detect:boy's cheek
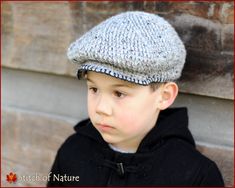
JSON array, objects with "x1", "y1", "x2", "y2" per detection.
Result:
[
  {"x1": 87, "y1": 103, "x2": 95, "y2": 120},
  {"x1": 116, "y1": 112, "x2": 140, "y2": 130}
]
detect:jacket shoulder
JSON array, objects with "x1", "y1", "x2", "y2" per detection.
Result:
[
  {"x1": 163, "y1": 138, "x2": 224, "y2": 186},
  {"x1": 58, "y1": 131, "x2": 93, "y2": 160}
]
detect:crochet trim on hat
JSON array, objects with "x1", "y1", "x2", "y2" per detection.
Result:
[{"x1": 77, "y1": 61, "x2": 167, "y2": 85}]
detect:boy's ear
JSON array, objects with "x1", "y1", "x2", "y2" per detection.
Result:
[{"x1": 158, "y1": 82, "x2": 178, "y2": 110}]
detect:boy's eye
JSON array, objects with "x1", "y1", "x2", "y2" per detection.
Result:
[
  {"x1": 114, "y1": 91, "x2": 125, "y2": 98},
  {"x1": 89, "y1": 87, "x2": 98, "y2": 93}
]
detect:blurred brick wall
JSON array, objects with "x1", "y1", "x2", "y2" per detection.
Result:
[{"x1": 2, "y1": 1, "x2": 234, "y2": 187}]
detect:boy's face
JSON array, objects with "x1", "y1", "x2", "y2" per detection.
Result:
[{"x1": 86, "y1": 71, "x2": 162, "y2": 152}]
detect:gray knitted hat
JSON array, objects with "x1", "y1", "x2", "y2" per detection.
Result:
[{"x1": 67, "y1": 11, "x2": 186, "y2": 85}]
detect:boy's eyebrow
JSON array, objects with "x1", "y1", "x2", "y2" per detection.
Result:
[
  {"x1": 86, "y1": 77, "x2": 133, "y2": 88},
  {"x1": 111, "y1": 83, "x2": 133, "y2": 88},
  {"x1": 86, "y1": 77, "x2": 94, "y2": 83}
]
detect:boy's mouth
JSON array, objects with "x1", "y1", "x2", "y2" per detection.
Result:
[{"x1": 96, "y1": 123, "x2": 115, "y2": 132}]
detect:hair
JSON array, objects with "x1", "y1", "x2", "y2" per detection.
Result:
[{"x1": 149, "y1": 82, "x2": 164, "y2": 91}]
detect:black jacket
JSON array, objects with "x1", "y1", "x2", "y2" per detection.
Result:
[{"x1": 47, "y1": 108, "x2": 224, "y2": 186}]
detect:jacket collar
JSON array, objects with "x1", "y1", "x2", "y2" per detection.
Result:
[{"x1": 74, "y1": 107, "x2": 195, "y2": 153}]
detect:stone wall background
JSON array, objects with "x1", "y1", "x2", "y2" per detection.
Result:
[{"x1": 1, "y1": 1, "x2": 234, "y2": 186}]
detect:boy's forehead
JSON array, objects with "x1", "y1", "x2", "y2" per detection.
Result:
[{"x1": 86, "y1": 71, "x2": 138, "y2": 88}]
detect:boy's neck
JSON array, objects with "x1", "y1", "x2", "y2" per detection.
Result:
[{"x1": 108, "y1": 143, "x2": 136, "y2": 153}]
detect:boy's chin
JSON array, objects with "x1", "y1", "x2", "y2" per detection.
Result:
[{"x1": 98, "y1": 132, "x2": 119, "y2": 145}]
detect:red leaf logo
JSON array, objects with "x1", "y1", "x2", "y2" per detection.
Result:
[{"x1": 6, "y1": 172, "x2": 17, "y2": 183}]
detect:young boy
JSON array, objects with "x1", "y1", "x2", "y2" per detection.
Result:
[{"x1": 47, "y1": 11, "x2": 224, "y2": 186}]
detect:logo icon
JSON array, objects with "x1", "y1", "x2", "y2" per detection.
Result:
[{"x1": 6, "y1": 172, "x2": 17, "y2": 183}]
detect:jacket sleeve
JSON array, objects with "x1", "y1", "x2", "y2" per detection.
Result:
[
  {"x1": 199, "y1": 161, "x2": 224, "y2": 186},
  {"x1": 47, "y1": 149, "x2": 63, "y2": 187}
]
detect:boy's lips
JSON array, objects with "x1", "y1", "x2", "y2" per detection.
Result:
[{"x1": 96, "y1": 123, "x2": 115, "y2": 132}]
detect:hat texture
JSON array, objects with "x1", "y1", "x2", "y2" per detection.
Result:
[{"x1": 67, "y1": 11, "x2": 186, "y2": 85}]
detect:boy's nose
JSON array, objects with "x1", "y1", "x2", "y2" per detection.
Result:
[{"x1": 96, "y1": 95, "x2": 112, "y2": 116}]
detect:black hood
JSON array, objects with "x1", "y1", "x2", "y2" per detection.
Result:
[
  {"x1": 49, "y1": 107, "x2": 224, "y2": 186},
  {"x1": 74, "y1": 107, "x2": 195, "y2": 153}
]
